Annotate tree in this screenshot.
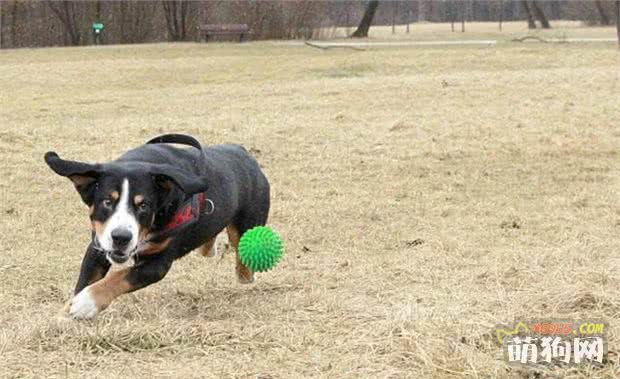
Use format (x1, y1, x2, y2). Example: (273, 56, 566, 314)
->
(94, 0, 102, 21)
(120, 2, 153, 44)
(46, 1, 82, 45)
(352, 0, 379, 38)
(162, 0, 190, 41)
(449, 0, 456, 32)
(498, 0, 504, 31)
(530, 1, 551, 29)
(521, 1, 537, 29)
(391, 1, 396, 35)
(461, 1, 466, 32)
(406, 3, 411, 33)
(594, 0, 610, 25)
(616, 1, 620, 48)
(9, 1, 20, 48)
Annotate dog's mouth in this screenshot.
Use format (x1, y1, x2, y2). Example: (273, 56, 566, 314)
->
(93, 236, 143, 264)
(107, 250, 131, 264)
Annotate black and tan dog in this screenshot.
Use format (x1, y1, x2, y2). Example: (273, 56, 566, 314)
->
(45, 134, 270, 319)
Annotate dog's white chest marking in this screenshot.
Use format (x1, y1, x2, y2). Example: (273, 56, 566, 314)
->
(69, 287, 98, 319)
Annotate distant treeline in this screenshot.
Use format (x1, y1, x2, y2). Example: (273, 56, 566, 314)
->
(0, 1, 617, 48)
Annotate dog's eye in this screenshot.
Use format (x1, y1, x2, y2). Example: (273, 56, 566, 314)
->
(137, 202, 149, 212)
(102, 199, 113, 208)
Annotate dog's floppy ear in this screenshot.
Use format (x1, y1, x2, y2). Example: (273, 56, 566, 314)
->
(149, 163, 209, 196)
(44, 152, 103, 205)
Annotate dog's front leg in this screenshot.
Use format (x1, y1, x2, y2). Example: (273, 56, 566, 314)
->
(60, 243, 110, 316)
(69, 256, 172, 319)
(74, 242, 111, 294)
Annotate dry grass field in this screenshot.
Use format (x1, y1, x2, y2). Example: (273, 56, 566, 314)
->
(1, 22, 619, 378)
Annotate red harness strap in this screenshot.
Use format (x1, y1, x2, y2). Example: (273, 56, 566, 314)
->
(163, 192, 207, 233)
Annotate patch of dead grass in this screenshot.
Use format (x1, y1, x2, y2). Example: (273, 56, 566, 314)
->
(0, 21, 619, 379)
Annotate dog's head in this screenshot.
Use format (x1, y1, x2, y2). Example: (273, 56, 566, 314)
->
(44, 151, 208, 264)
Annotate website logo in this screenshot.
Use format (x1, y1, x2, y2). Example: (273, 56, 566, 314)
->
(496, 320, 607, 365)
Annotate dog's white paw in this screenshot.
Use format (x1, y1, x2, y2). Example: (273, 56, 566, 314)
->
(69, 287, 98, 319)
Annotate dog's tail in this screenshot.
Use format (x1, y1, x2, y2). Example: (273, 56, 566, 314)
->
(146, 134, 203, 152)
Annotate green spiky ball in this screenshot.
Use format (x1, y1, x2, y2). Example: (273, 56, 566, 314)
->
(238, 226, 283, 272)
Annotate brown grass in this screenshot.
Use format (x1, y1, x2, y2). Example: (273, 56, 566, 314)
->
(0, 22, 619, 378)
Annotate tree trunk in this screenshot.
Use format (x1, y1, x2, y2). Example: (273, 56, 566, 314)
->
(120, 1, 127, 43)
(95, 0, 101, 21)
(0, 2, 4, 48)
(10, 1, 19, 48)
(521, 1, 537, 29)
(133, 2, 146, 43)
(179, 0, 188, 40)
(391, 1, 396, 35)
(406, 4, 410, 33)
(594, 0, 610, 25)
(163, 1, 174, 40)
(46, 1, 81, 45)
(427, 0, 433, 21)
(162, 1, 177, 41)
(530, 1, 550, 29)
(351, 0, 379, 38)
(344, 2, 350, 35)
(450, 0, 455, 32)
(416, 0, 421, 22)
(472, 0, 477, 20)
(616, 1, 620, 48)
(498, 0, 503, 31)
(461, 1, 465, 32)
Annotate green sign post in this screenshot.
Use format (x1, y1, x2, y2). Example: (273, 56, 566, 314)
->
(91, 22, 104, 45)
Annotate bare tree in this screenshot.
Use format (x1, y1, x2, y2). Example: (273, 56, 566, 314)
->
(461, 1, 466, 32)
(120, 1, 152, 44)
(46, 1, 81, 45)
(10, 1, 20, 48)
(391, 1, 396, 35)
(498, 0, 503, 31)
(530, 1, 550, 29)
(594, 0, 610, 25)
(94, 0, 102, 21)
(0, 2, 4, 48)
(616, 0, 620, 48)
(119, 1, 129, 43)
(248, 1, 268, 39)
(406, 3, 410, 34)
(521, 1, 537, 29)
(344, 1, 353, 35)
(162, 0, 189, 41)
(286, 1, 323, 39)
(449, 0, 455, 32)
(352, 0, 379, 38)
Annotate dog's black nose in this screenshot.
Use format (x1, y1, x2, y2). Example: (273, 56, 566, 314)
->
(111, 228, 132, 248)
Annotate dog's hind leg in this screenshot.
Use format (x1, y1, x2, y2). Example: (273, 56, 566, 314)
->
(197, 237, 218, 258)
(227, 225, 254, 284)
(228, 167, 270, 284)
(227, 209, 270, 284)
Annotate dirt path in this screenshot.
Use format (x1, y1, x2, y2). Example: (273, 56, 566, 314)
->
(274, 37, 616, 49)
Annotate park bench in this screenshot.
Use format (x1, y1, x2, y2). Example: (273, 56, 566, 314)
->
(200, 24, 250, 42)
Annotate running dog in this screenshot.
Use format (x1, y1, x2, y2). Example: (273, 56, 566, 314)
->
(45, 134, 270, 319)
